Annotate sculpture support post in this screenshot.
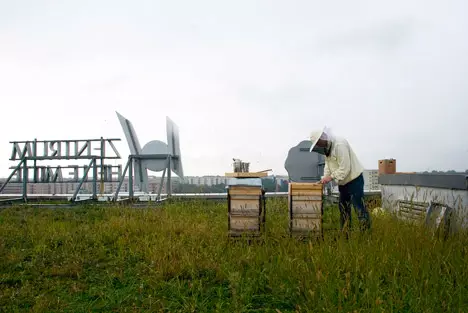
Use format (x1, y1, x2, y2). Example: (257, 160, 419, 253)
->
(114, 158, 131, 201)
(167, 157, 172, 196)
(22, 159, 28, 202)
(156, 166, 167, 201)
(128, 158, 134, 198)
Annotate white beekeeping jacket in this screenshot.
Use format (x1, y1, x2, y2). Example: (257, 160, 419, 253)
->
(322, 136, 364, 186)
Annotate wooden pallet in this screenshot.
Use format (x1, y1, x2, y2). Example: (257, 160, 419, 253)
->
(397, 200, 428, 223)
(227, 185, 266, 238)
(288, 182, 323, 240)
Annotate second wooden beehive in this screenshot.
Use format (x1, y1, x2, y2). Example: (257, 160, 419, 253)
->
(288, 182, 323, 239)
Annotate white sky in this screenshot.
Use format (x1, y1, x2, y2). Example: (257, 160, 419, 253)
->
(0, 0, 467, 178)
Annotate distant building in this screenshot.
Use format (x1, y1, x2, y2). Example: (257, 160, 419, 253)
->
(183, 176, 228, 186)
(363, 169, 380, 191)
(0, 180, 22, 194)
(329, 169, 379, 193)
(1, 171, 381, 195)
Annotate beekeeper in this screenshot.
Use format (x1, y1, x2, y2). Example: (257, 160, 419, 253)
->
(309, 127, 371, 231)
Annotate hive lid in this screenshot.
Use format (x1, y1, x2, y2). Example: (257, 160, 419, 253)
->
(226, 177, 263, 187)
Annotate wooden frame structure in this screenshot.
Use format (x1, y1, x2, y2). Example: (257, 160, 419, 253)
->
(227, 184, 266, 239)
(397, 200, 428, 223)
(288, 182, 324, 240)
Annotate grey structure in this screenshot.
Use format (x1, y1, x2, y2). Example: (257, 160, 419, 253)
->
(284, 140, 325, 182)
(116, 112, 148, 191)
(166, 116, 184, 179)
(379, 173, 468, 230)
(115, 112, 184, 199)
(378, 173, 467, 190)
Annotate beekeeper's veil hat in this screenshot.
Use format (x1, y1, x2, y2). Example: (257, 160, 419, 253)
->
(309, 126, 332, 152)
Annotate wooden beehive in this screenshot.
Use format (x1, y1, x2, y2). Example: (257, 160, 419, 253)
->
(288, 182, 323, 239)
(227, 185, 265, 238)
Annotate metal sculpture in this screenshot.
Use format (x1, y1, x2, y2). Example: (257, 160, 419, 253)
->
(115, 111, 184, 200)
(284, 140, 325, 182)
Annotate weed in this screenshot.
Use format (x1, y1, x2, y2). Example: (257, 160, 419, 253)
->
(0, 198, 467, 312)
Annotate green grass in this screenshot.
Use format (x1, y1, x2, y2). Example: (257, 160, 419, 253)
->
(0, 198, 467, 312)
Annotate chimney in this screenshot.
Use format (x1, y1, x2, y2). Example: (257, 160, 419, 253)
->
(378, 159, 396, 175)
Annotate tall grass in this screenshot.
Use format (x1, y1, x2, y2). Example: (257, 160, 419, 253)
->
(0, 198, 467, 312)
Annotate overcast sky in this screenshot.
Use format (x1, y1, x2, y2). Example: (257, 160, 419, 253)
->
(0, 0, 467, 178)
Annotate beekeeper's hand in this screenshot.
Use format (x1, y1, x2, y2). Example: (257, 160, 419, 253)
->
(320, 176, 332, 184)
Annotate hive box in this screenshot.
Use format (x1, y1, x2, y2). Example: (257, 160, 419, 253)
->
(378, 159, 396, 175)
(288, 182, 323, 239)
(227, 183, 266, 238)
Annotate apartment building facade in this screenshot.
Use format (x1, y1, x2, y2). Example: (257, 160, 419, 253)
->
(363, 169, 380, 191)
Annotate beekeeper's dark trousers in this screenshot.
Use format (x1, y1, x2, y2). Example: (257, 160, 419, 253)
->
(338, 173, 371, 231)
